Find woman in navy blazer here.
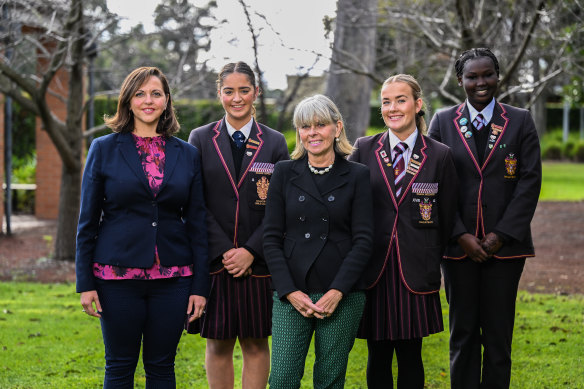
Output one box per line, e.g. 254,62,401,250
428,48,542,389
349,74,458,389
76,67,208,388
264,94,373,388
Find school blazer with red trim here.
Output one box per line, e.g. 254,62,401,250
188,119,289,276
349,132,458,293
427,101,542,260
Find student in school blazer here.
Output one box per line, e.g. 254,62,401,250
350,130,458,292
75,131,209,296
188,118,289,276
427,101,541,260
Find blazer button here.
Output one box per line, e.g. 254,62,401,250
327,195,335,202
299,216,306,221
321,216,328,222
299,195,305,202
152,222,158,227
320,234,327,240
151,201,156,207
305,233,311,239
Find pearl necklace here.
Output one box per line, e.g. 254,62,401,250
308,160,334,175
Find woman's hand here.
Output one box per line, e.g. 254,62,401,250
286,290,325,319
481,232,503,257
458,233,489,263
222,248,254,277
315,289,343,319
187,295,207,323
80,290,102,318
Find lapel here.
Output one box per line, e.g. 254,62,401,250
117,132,153,197
398,132,427,207
159,136,179,194
212,119,239,197
481,101,509,170
452,103,482,174
237,119,264,188
374,132,399,210
290,157,324,204
319,156,350,195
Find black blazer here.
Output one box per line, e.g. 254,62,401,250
263,156,373,299
349,131,458,293
75,132,209,296
188,119,289,275
428,101,542,259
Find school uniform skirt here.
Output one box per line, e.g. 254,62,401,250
186,269,272,339
357,245,443,340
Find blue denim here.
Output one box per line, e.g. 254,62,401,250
95,277,191,389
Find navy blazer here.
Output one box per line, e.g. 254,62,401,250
188,119,289,275
263,156,374,299
428,101,542,260
349,132,458,293
75,132,209,296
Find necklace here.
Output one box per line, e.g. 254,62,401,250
308,160,334,175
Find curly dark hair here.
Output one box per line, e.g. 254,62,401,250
105,67,180,137
454,48,500,79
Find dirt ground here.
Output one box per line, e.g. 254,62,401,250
0,201,583,295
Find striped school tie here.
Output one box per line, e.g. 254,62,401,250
393,142,408,198
472,113,486,131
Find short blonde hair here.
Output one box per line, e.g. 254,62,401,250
291,94,353,159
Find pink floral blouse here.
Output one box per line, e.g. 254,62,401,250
93,134,193,280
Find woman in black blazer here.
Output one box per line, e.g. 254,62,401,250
349,74,458,389
428,48,542,389
76,67,208,388
264,94,373,388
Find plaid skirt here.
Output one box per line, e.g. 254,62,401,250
186,269,273,339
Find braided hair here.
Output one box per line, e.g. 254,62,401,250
454,48,500,79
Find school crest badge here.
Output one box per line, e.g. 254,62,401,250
505,153,518,177
419,198,433,221
256,176,269,201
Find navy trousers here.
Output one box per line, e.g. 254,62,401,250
95,277,191,389
442,258,525,389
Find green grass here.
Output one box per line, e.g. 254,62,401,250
1,282,582,388
540,162,584,201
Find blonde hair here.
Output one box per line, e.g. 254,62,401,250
381,74,427,134
290,94,353,159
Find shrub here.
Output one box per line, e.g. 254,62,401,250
541,140,563,160
572,140,584,162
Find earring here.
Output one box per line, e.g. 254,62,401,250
335,137,340,142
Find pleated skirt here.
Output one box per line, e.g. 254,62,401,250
186,269,272,339
357,245,443,340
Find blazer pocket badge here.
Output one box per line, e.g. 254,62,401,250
411,183,438,227
504,153,518,179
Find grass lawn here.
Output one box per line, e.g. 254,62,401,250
540,162,584,201
1,282,582,388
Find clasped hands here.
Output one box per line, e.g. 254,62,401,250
286,289,343,319
222,247,253,277
458,232,503,263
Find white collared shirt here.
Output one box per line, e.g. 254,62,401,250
225,117,254,140
466,98,496,125
388,129,418,166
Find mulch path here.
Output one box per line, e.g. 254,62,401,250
1,201,583,295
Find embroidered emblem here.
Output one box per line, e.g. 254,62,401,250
250,162,274,174
459,117,468,126
504,153,518,178
255,176,269,205
419,198,433,221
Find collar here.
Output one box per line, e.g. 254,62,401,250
466,98,496,124
225,116,254,139
388,128,418,151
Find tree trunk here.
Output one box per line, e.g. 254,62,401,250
54,165,81,261
325,0,377,142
